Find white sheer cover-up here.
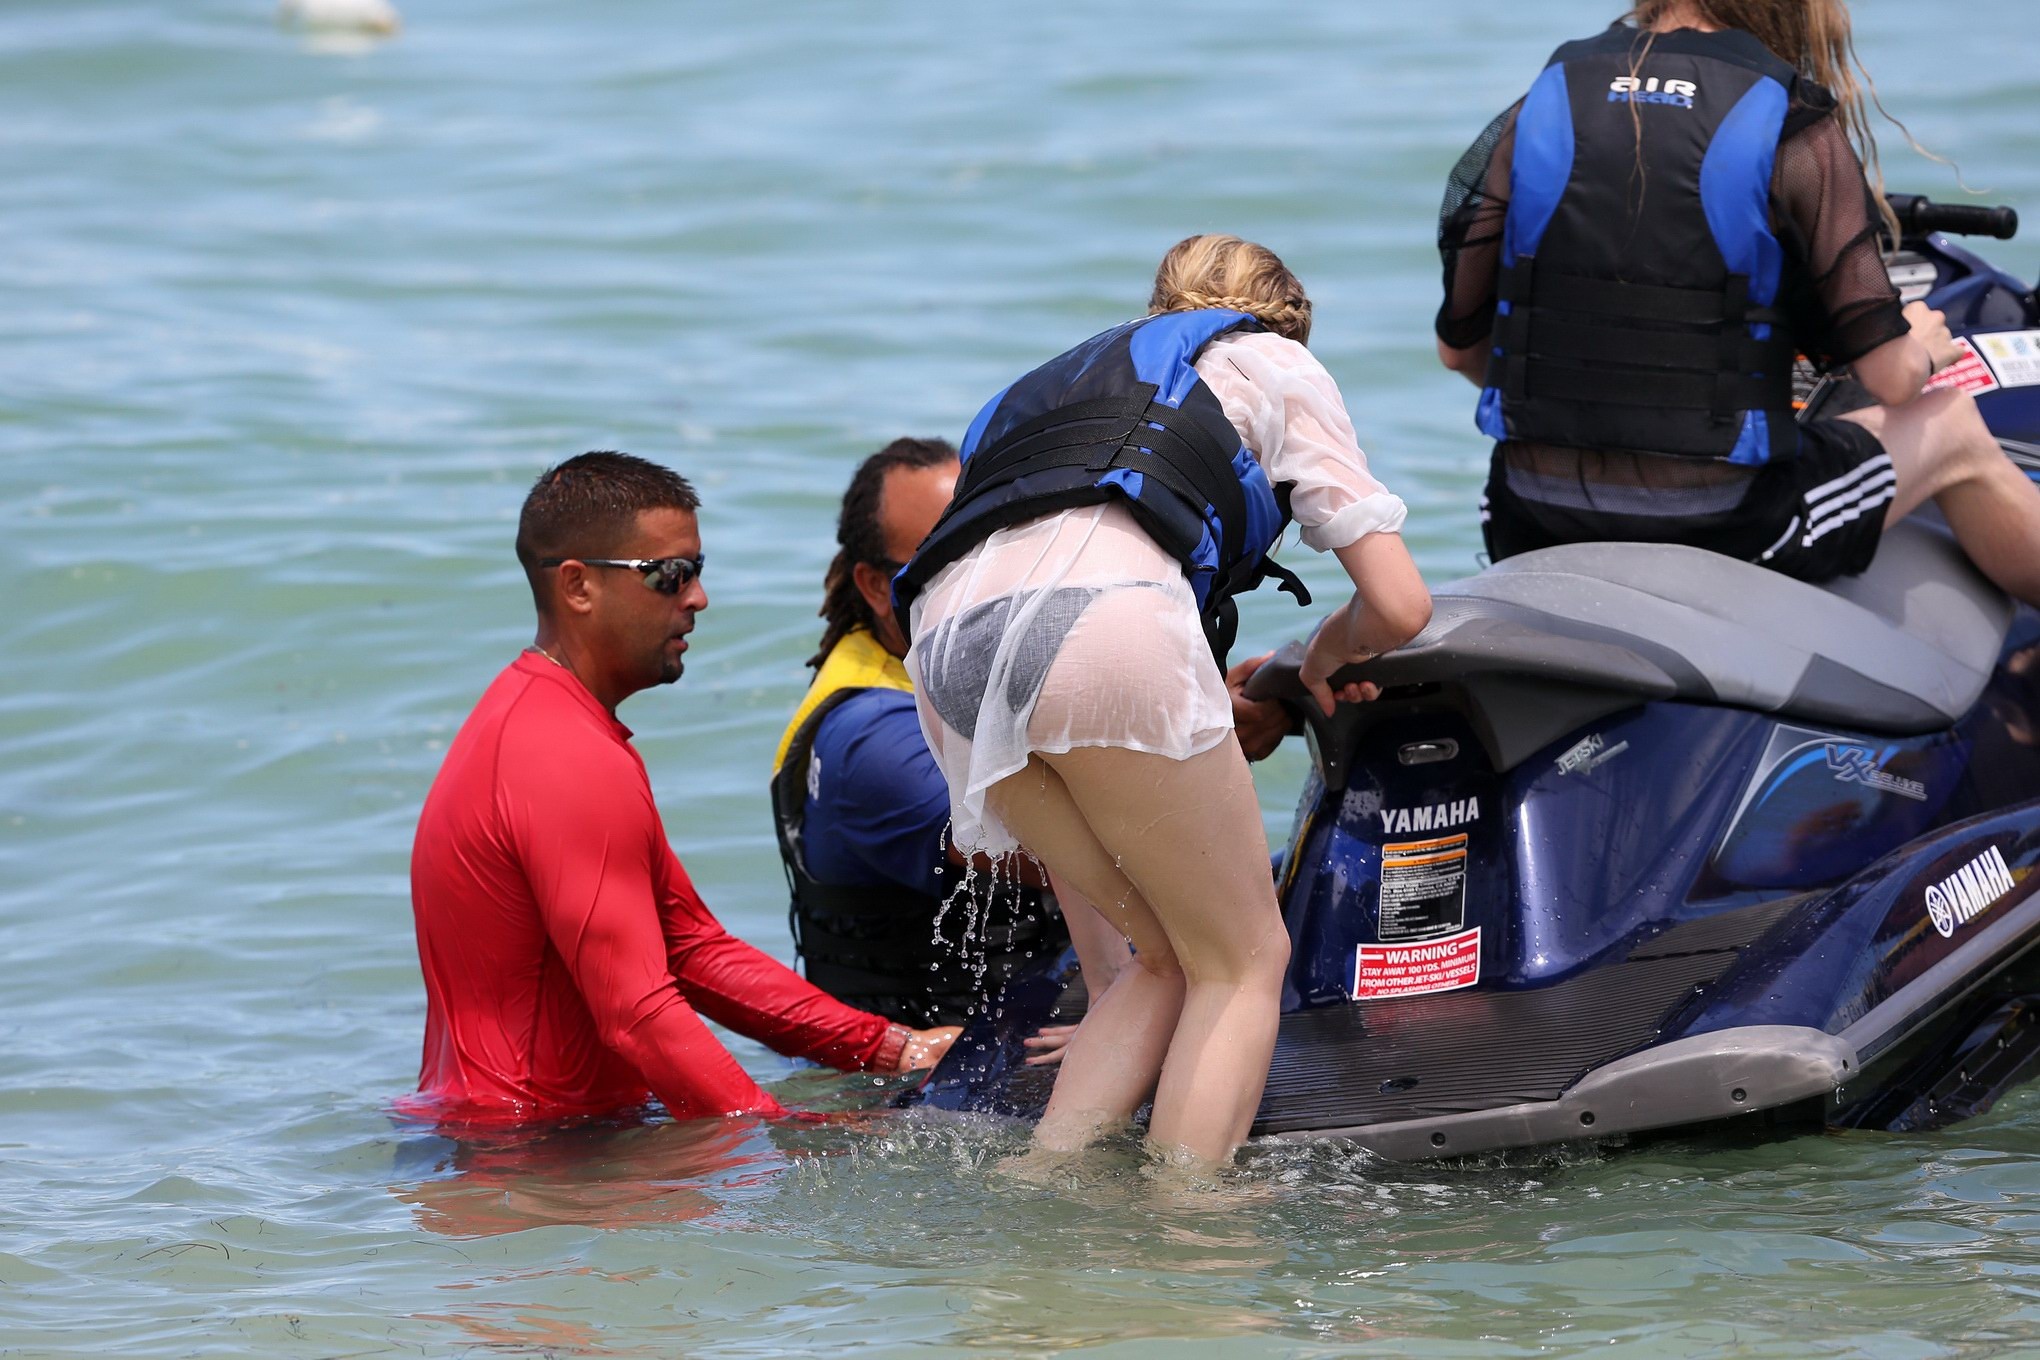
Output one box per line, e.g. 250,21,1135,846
906,330,1409,854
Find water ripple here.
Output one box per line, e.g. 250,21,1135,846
4,0,2038,1354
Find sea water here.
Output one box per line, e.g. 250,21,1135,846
4,1,2039,1354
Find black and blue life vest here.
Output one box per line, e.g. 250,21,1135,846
893,309,1309,661
1480,24,1805,466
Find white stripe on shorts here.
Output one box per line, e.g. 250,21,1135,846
1803,469,1898,546
1805,453,1895,521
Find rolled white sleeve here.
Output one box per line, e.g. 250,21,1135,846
1193,330,1407,552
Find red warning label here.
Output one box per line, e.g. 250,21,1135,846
1924,337,2000,397
1354,927,1481,999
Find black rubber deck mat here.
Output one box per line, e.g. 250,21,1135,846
1255,899,1801,1134
916,898,1800,1133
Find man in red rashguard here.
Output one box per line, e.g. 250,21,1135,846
404,451,959,1125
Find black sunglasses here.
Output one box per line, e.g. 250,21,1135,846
538,553,705,595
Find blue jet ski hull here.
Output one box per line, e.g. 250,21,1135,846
915,200,2040,1160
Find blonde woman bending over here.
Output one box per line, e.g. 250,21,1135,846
893,236,1431,1165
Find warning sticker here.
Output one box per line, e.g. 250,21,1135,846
1973,330,2040,389
1354,927,1482,1000
1924,336,2000,397
1377,833,1468,941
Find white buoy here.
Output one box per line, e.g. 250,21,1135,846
277,0,401,36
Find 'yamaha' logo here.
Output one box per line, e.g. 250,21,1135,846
1924,845,2016,939
1380,797,1479,836
1925,885,1955,937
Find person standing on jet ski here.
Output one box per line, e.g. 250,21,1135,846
892,236,1432,1165
1434,0,2040,605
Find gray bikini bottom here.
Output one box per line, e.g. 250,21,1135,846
915,586,1102,741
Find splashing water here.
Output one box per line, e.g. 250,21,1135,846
931,829,1059,1014
930,824,992,1010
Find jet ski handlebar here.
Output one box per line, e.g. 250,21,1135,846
1886,193,2019,242
1239,639,1355,704
1241,633,1469,706
1241,641,1301,702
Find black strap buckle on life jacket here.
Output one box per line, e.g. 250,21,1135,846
1200,556,1312,661
1490,256,1796,416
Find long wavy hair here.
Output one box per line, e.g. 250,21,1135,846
1626,0,1927,241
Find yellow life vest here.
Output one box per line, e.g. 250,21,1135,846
772,628,912,776
768,624,1067,1029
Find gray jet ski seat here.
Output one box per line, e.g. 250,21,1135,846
1249,518,2013,776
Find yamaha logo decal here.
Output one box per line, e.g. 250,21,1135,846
1924,845,2016,938
1379,797,1479,837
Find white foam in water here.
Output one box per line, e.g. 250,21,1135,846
277,0,401,35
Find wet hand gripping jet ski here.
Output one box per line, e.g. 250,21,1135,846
916,195,2040,1161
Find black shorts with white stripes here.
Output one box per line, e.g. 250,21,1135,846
1750,418,1893,581
1481,419,1894,584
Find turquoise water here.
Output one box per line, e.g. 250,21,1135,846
4,2,2039,1354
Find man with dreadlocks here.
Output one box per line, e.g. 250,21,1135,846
1434,0,2040,605
770,438,1067,1031
771,438,1310,1035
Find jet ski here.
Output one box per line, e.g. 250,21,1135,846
916,194,2040,1160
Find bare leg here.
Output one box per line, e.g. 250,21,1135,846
1034,739,1289,1165
1047,740,1288,1165
987,758,1186,1151
1845,392,2040,604
1051,870,1132,1000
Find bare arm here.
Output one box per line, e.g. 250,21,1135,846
1437,336,1488,387
1852,301,1962,408
1300,532,1433,716
1226,651,1296,762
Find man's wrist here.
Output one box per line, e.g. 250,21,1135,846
873,1021,911,1072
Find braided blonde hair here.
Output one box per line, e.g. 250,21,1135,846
1148,234,1313,345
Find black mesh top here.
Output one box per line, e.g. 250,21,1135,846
1435,93,1909,369
1434,86,1910,503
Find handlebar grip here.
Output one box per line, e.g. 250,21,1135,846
1887,193,2020,241
1922,203,2019,240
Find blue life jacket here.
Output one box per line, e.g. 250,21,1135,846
1480,24,1804,466
894,309,1309,661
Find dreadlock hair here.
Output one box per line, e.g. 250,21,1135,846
515,450,700,614
810,437,959,669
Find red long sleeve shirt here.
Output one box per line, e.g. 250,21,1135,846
402,652,894,1125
